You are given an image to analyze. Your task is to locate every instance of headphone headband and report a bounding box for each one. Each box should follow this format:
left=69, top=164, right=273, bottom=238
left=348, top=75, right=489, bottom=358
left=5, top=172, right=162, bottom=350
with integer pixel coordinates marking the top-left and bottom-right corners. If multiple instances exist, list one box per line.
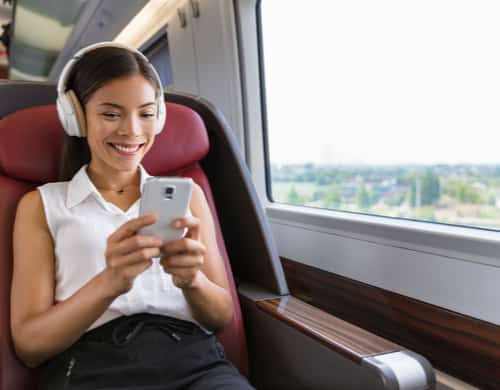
left=56, top=41, right=166, bottom=137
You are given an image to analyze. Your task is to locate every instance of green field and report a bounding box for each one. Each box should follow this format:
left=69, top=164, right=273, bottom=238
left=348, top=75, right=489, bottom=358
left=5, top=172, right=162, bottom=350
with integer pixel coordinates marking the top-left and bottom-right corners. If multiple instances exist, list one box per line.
left=270, top=182, right=321, bottom=203
left=270, top=180, right=500, bottom=229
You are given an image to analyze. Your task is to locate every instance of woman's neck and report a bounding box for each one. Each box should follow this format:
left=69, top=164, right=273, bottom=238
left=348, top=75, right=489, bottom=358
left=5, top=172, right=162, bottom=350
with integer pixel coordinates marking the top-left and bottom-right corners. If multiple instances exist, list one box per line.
left=86, top=162, right=141, bottom=192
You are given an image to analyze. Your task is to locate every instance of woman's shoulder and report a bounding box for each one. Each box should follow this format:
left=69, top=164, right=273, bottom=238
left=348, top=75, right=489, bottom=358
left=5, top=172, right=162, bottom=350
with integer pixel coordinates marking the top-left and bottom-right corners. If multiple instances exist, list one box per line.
left=189, top=181, right=215, bottom=220
left=17, top=181, right=69, bottom=219
left=190, top=182, right=205, bottom=208
left=17, top=182, right=69, bottom=234
left=192, top=182, right=203, bottom=198
left=16, top=190, right=47, bottom=227
left=17, top=190, right=42, bottom=210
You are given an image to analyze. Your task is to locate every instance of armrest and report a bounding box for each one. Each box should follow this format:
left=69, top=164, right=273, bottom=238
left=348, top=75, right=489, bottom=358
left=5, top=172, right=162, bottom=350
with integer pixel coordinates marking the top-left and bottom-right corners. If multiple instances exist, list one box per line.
left=257, top=296, right=400, bottom=363
left=240, top=283, right=435, bottom=390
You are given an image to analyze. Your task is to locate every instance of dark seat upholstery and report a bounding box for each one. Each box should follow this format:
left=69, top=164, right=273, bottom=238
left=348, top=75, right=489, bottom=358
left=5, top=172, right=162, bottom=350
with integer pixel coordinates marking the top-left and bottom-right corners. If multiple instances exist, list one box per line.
left=0, top=94, right=249, bottom=389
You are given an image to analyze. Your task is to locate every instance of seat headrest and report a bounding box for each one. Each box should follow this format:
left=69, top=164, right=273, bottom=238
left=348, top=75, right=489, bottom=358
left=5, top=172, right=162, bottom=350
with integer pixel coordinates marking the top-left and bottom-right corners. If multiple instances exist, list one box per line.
left=0, top=103, right=209, bottom=182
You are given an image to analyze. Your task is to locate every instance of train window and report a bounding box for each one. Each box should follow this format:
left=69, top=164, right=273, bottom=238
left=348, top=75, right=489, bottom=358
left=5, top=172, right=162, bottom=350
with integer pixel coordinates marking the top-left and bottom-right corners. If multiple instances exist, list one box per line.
left=259, top=1, right=500, bottom=230
left=141, top=31, right=173, bottom=88
left=8, top=1, right=86, bottom=80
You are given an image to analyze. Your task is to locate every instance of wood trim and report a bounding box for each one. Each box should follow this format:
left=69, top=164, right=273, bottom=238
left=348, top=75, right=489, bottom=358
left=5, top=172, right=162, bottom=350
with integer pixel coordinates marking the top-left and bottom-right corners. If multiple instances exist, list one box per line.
left=281, top=257, right=500, bottom=390
left=257, top=296, right=401, bottom=364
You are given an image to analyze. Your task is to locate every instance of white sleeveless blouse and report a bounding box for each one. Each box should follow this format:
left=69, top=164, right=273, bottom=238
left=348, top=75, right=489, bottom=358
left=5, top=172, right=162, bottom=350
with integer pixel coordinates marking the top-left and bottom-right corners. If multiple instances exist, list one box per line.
left=38, top=165, right=200, bottom=331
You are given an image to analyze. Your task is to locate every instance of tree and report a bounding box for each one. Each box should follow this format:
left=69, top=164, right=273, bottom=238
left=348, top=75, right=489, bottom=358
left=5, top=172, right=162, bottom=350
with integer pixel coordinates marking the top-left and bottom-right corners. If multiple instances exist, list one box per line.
left=457, top=185, right=481, bottom=204
left=444, top=180, right=482, bottom=204
left=356, top=186, right=371, bottom=209
left=384, top=192, right=405, bottom=207
left=317, top=174, right=333, bottom=186
left=409, top=170, right=440, bottom=206
left=324, top=186, right=341, bottom=208
left=287, top=186, right=304, bottom=204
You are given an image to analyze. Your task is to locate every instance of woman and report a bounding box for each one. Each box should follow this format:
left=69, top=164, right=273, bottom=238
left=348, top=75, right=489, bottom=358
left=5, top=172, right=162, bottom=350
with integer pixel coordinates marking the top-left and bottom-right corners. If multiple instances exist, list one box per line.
left=11, top=42, right=253, bottom=389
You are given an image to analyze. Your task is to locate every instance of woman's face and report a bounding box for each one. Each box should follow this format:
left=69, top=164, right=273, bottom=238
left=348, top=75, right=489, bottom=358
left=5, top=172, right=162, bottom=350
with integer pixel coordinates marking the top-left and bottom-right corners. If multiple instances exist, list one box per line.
left=84, top=73, right=158, bottom=174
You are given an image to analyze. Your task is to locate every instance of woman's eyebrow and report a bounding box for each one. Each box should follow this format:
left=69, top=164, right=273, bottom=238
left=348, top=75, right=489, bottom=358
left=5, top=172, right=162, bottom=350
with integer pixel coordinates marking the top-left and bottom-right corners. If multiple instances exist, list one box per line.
left=97, top=102, right=156, bottom=109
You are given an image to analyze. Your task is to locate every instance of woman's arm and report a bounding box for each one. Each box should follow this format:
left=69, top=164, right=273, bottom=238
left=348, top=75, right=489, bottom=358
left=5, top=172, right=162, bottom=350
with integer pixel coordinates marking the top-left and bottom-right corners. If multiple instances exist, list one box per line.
left=11, top=191, right=113, bottom=367
left=11, top=191, right=161, bottom=367
left=160, top=184, right=233, bottom=331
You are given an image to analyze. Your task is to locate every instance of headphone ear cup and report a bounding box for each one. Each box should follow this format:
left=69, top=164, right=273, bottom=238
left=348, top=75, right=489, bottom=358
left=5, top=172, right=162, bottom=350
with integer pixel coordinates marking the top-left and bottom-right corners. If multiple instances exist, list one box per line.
left=67, top=90, right=87, bottom=137
left=56, top=90, right=86, bottom=137
left=156, top=99, right=166, bottom=134
left=56, top=94, right=71, bottom=134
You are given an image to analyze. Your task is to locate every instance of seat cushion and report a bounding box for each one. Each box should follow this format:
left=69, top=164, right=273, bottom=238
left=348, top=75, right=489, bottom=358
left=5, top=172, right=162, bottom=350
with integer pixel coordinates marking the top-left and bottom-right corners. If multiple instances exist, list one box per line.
left=0, top=105, right=63, bottom=182
left=179, top=165, right=248, bottom=375
left=0, top=176, right=39, bottom=390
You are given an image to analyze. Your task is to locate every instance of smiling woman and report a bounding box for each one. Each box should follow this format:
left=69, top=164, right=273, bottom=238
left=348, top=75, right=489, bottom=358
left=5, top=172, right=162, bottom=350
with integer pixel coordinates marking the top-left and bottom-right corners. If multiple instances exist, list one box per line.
left=9, top=42, right=253, bottom=390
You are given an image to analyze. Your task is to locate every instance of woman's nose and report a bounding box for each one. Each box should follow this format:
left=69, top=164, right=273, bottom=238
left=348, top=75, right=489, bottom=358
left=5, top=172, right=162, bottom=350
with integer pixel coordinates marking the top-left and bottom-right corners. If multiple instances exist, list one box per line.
left=119, top=114, right=142, bottom=136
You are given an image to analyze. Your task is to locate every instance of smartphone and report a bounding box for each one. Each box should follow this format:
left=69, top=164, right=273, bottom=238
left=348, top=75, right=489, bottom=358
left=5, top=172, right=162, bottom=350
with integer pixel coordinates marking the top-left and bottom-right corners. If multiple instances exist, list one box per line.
left=139, top=177, right=194, bottom=243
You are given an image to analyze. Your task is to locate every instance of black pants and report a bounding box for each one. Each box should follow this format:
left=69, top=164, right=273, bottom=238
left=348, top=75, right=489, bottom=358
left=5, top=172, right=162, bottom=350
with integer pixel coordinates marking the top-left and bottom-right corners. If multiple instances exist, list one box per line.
left=38, top=313, right=254, bottom=390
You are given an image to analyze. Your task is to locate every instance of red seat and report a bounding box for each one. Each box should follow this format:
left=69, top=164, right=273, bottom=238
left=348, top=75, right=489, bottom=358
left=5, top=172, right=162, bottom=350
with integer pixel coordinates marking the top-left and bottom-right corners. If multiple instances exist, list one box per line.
left=0, top=101, right=248, bottom=389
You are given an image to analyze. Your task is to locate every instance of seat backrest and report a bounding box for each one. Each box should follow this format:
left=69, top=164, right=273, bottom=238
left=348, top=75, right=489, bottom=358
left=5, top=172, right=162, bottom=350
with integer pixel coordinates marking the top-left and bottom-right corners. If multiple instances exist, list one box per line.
left=0, top=90, right=249, bottom=389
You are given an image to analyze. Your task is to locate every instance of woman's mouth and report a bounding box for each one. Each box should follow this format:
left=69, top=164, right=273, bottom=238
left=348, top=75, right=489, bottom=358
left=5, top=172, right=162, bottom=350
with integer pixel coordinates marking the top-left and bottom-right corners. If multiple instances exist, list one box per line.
left=108, top=143, right=144, bottom=156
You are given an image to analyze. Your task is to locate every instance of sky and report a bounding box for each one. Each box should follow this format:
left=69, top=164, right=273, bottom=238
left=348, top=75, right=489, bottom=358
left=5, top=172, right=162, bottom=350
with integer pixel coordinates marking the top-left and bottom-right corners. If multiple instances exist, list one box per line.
left=261, top=1, right=500, bottom=165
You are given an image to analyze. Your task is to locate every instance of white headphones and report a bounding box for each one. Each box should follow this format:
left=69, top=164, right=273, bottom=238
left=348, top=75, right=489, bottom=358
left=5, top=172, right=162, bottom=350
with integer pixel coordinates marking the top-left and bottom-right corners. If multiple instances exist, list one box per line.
left=56, top=41, right=166, bottom=137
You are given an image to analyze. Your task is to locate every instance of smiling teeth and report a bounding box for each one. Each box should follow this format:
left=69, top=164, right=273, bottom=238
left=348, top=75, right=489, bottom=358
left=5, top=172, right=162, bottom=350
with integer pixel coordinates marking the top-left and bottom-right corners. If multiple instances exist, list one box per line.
left=113, top=144, right=140, bottom=152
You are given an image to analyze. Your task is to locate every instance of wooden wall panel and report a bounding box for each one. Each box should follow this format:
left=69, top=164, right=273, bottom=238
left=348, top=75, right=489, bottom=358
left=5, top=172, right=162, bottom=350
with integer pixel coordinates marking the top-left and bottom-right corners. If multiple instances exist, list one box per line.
left=281, top=257, right=500, bottom=389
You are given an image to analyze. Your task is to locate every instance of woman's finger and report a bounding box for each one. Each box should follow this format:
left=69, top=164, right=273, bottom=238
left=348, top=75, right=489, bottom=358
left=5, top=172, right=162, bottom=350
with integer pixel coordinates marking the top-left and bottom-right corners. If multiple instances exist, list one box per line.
left=113, top=259, right=154, bottom=290
left=172, top=216, right=201, bottom=240
left=107, top=247, right=161, bottom=269
left=160, top=237, right=206, bottom=257
left=107, top=214, right=158, bottom=244
left=160, top=253, right=204, bottom=269
left=123, top=259, right=154, bottom=280
left=110, top=234, right=162, bottom=256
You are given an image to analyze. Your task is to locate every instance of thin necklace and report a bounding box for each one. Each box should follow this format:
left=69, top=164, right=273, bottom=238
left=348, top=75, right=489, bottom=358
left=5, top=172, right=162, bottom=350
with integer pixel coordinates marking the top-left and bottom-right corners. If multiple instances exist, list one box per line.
left=96, top=184, right=139, bottom=195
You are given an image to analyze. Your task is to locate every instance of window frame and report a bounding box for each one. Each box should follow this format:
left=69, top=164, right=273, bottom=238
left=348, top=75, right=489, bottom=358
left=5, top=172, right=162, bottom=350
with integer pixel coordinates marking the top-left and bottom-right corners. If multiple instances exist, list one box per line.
left=235, top=0, right=500, bottom=326
left=256, top=0, right=500, bottom=234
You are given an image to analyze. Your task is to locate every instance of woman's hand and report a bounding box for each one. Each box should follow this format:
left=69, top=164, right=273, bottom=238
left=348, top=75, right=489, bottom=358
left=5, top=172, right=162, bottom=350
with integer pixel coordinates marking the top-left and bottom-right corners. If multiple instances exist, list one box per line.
left=103, top=214, right=162, bottom=297
left=159, top=216, right=207, bottom=289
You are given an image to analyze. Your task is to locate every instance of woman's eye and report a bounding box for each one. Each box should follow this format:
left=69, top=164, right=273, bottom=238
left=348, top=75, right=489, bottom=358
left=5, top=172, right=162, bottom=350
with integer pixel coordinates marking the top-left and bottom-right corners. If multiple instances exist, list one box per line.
left=101, top=112, right=120, bottom=119
left=141, top=113, right=156, bottom=119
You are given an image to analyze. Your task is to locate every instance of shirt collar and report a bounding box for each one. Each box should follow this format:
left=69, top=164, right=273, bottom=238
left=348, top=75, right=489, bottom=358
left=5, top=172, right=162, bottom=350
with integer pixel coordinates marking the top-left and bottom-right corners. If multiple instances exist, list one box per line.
left=138, top=164, right=152, bottom=192
left=66, top=164, right=152, bottom=209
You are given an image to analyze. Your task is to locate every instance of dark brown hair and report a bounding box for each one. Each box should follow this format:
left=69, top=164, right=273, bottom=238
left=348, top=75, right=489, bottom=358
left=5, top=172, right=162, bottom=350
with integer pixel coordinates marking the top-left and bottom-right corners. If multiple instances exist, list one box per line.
left=58, top=46, right=161, bottom=181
